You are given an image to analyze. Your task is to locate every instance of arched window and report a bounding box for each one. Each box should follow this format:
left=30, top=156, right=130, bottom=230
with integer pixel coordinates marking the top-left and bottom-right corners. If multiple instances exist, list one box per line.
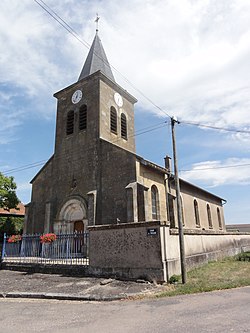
left=110, top=107, right=117, bottom=134
left=217, top=207, right=222, bottom=229
left=207, top=204, right=213, bottom=228
left=121, top=113, right=127, bottom=139
left=167, top=194, right=175, bottom=228
left=66, top=110, right=74, bottom=135
left=194, top=199, right=200, bottom=227
left=79, top=105, right=87, bottom=131
left=151, top=185, right=159, bottom=220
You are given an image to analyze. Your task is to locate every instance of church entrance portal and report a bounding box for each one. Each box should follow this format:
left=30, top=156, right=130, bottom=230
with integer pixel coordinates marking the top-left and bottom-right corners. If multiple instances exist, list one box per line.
left=54, top=197, right=88, bottom=234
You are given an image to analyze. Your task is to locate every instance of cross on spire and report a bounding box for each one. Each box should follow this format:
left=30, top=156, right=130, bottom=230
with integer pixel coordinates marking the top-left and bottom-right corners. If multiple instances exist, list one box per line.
left=95, top=13, right=100, bottom=33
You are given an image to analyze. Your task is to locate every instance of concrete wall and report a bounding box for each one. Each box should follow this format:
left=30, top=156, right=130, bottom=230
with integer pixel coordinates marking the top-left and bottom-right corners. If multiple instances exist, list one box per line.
left=162, top=226, right=250, bottom=279
left=88, top=221, right=165, bottom=282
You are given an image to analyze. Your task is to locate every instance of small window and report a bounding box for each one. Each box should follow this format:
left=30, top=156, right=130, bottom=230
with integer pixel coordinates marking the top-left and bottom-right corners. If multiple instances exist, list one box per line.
left=110, top=107, right=117, bottom=134
left=66, top=110, right=74, bottom=135
left=79, top=105, right=87, bottom=131
left=151, top=185, right=159, bottom=220
left=121, top=113, right=127, bottom=139
left=207, top=204, right=213, bottom=228
left=217, top=207, right=222, bottom=229
left=194, top=199, right=200, bottom=227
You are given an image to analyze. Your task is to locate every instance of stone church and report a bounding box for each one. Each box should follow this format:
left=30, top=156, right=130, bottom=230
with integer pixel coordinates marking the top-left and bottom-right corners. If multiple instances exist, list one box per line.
left=25, top=32, right=226, bottom=235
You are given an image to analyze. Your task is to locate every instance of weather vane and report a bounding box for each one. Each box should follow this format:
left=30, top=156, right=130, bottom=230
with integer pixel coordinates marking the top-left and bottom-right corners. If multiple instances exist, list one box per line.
left=95, top=13, right=100, bottom=32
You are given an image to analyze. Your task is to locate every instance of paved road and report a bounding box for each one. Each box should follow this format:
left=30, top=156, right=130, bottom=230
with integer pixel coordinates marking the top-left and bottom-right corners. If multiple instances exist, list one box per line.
left=0, top=287, right=249, bottom=333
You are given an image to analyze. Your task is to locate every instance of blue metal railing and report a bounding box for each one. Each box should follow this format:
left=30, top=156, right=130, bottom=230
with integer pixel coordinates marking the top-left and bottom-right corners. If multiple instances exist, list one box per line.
left=1, top=232, right=89, bottom=265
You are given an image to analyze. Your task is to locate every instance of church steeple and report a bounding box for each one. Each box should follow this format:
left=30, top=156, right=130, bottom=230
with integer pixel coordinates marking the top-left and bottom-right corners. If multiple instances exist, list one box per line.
left=78, top=32, right=115, bottom=82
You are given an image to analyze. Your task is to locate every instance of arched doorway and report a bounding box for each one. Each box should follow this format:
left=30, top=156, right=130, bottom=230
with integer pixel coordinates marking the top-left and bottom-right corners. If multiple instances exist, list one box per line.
left=55, top=197, right=87, bottom=234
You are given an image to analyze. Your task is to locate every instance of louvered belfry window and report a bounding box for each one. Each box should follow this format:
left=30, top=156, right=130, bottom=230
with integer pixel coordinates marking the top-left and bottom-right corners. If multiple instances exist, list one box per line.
left=66, top=110, right=74, bottom=135
left=110, top=106, right=117, bottom=134
left=79, top=105, right=87, bottom=131
left=121, top=113, right=127, bottom=139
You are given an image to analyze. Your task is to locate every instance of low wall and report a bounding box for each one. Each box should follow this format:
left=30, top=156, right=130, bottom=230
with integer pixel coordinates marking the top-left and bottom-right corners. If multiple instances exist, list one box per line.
left=164, top=227, right=250, bottom=278
left=3, top=224, right=249, bottom=283
left=88, top=221, right=165, bottom=282
left=89, top=222, right=250, bottom=282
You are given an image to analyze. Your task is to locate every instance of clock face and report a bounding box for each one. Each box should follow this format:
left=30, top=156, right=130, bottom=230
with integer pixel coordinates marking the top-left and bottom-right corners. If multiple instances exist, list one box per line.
left=114, top=92, right=123, bottom=107
left=71, top=90, right=82, bottom=104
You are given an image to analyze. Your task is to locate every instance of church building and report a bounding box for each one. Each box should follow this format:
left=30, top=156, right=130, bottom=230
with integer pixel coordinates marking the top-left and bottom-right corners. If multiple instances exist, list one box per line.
left=25, top=31, right=226, bottom=235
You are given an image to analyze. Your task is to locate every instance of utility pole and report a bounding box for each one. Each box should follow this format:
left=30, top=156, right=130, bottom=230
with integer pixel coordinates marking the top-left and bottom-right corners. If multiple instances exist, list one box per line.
left=171, top=117, right=187, bottom=284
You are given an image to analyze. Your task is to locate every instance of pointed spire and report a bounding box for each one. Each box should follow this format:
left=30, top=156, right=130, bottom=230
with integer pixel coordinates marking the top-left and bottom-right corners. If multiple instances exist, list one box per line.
left=78, top=28, right=115, bottom=82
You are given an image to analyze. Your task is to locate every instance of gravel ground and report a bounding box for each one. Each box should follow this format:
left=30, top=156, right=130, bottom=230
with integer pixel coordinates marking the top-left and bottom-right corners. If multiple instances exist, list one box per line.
left=0, top=269, right=164, bottom=299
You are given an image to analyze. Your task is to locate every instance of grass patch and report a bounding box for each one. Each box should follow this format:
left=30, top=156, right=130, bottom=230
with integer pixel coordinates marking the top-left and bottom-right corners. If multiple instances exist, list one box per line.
left=157, top=256, right=250, bottom=298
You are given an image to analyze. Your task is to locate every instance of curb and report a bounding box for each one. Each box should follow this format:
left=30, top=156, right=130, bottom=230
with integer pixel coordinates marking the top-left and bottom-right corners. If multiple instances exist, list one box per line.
left=0, top=292, right=127, bottom=302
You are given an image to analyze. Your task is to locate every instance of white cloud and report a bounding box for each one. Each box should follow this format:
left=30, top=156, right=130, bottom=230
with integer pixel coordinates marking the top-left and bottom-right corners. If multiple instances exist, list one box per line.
left=1, top=0, right=250, bottom=140
left=0, top=0, right=250, bottom=126
left=17, top=182, right=32, bottom=191
left=180, top=158, right=250, bottom=186
left=0, top=0, right=249, bottom=219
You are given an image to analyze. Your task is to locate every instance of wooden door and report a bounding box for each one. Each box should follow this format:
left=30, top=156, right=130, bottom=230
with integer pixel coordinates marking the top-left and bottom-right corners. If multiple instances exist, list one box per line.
left=74, top=220, right=84, bottom=233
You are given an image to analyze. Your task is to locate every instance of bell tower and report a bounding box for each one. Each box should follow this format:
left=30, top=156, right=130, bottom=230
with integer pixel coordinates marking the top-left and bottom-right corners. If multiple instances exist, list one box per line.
left=53, top=31, right=137, bottom=158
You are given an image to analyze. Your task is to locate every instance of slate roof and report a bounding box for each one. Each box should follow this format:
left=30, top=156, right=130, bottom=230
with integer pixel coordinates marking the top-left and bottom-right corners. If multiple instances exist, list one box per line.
left=78, top=33, right=115, bottom=82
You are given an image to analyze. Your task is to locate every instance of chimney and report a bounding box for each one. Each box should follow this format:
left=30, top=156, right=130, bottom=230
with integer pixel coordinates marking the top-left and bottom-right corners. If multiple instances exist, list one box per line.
left=164, top=155, right=172, bottom=172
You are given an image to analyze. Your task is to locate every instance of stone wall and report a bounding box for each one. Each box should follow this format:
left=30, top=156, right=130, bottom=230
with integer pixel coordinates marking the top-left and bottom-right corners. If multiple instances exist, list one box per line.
left=99, top=140, right=137, bottom=225
left=88, top=221, right=165, bottom=282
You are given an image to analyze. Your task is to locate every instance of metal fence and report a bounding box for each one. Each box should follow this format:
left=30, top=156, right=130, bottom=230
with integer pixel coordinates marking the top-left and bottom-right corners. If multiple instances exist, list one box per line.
left=1, top=232, right=89, bottom=266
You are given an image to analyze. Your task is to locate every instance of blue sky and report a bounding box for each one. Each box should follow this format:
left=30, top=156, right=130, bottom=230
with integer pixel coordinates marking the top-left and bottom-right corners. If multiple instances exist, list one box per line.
left=0, top=0, right=250, bottom=224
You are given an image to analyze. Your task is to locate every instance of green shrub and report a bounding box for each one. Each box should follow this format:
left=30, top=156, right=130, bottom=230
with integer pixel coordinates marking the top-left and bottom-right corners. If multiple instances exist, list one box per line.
left=237, top=252, right=250, bottom=261
left=169, top=274, right=180, bottom=284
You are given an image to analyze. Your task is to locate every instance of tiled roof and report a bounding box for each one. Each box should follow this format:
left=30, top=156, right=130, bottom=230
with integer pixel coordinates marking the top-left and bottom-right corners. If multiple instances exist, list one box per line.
left=0, top=203, right=25, bottom=216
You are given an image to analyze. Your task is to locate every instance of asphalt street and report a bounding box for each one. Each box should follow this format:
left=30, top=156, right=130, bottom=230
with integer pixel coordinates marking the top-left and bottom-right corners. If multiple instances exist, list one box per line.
left=0, top=287, right=249, bottom=333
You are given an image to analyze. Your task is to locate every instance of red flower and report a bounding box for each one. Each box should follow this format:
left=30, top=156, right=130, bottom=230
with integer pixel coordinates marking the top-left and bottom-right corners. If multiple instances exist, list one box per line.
left=8, top=235, right=22, bottom=243
left=40, top=233, right=57, bottom=244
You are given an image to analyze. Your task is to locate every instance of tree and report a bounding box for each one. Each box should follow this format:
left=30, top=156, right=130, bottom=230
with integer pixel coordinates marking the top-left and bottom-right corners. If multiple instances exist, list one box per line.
left=0, top=172, right=20, bottom=211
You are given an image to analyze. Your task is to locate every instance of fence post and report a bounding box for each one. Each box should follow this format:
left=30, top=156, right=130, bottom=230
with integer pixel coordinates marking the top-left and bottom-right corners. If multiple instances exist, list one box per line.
left=1, top=233, right=7, bottom=261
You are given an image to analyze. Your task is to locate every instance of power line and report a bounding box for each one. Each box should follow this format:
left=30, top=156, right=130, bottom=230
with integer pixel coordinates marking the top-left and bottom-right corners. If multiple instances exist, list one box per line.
left=180, top=163, right=250, bottom=172
left=111, top=120, right=169, bottom=144
left=180, top=120, right=250, bottom=134
left=33, top=0, right=171, bottom=119
left=33, top=0, right=90, bottom=49
left=2, top=120, right=169, bottom=176
left=35, top=0, right=250, bottom=132
left=5, top=1, right=248, bottom=178
left=3, top=161, right=47, bottom=176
